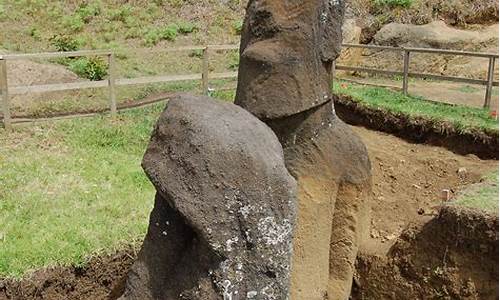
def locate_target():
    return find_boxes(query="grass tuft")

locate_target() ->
[453,170,499,213]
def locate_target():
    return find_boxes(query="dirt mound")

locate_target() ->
[352,206,499,299]
[0,57,79,88]
[0,247,136,300]
[0,49,81,112]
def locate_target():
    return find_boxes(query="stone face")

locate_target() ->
[235,0,345,120]
[118,94,297,300]
[234,1,373,299]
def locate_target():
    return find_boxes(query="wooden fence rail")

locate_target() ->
[0,43,498,130]
[336,43,499,105]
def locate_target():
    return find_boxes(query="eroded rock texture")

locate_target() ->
[118,94,297,300]
[236,0,344,119]
[235,1,372,299]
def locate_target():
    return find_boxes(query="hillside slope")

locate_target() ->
[0,0,497,55]
[0,0,497,117]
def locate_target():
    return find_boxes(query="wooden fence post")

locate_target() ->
[0,59,11,131]
[402,50,410,96]
[484,57,496,109]
[202,46,210,95]
[108,53,117,117]
[332,59,337,80]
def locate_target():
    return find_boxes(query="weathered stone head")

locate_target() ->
[235,0,345,120]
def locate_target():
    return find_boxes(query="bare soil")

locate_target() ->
[352,206,498,300]
[0,126,497,300]
[353,126,497,256]
[0,247,136,300]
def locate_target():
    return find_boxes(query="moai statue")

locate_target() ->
[235,1,372,299]
[116,95,297,299]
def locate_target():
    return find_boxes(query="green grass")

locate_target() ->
[456,85,481,94]
[453,171,499,213]
[0,87,239,278]
[373,0,413,8]
[333,81,499,134]
[0,104,167,278]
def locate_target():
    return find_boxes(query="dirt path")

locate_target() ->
[1,126,497,300]
[339,75,499,109]
[353,126,498,255]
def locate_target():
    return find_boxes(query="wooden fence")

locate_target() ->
[1,43,498,130]
[335,43,499,107]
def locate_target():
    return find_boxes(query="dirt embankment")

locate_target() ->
[0,247,136,300]
[352,206,499,300]
[334,94,499,160]
[352,126,497,250]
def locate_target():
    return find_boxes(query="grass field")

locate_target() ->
[332,82,499,134]
[0,104,164,278]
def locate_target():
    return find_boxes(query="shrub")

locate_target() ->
[125,27,142,39]
[50,34,82,52]
[189,49,204,58]
[108,5,133,22]
[62,14,85,32]
[143,24,179,46]
[76,1,101,23]
[28,26,42,41]
[160,24,179,40]
[144,29,161,46]
[373,0,413,8]
[176,21,198,34]
[228,51,240,71]
[124,15,140,29]
[232,20,243,35]
[68,57,108,81]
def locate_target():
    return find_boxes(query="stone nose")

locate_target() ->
[241,40,286,65]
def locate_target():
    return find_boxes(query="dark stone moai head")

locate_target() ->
[235,0,345,120]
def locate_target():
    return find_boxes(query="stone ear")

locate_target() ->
[320,0,345,61]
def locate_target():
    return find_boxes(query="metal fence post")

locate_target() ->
[202,46,210,96]
[403,50,410,96]
[108,53,117,117]
[0,59,11,131]
[484,56,496,109]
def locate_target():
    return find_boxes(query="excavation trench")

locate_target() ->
[1,125,496,300]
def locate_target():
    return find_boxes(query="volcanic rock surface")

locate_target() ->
[235,0,344,120]
[118,94,297,300]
